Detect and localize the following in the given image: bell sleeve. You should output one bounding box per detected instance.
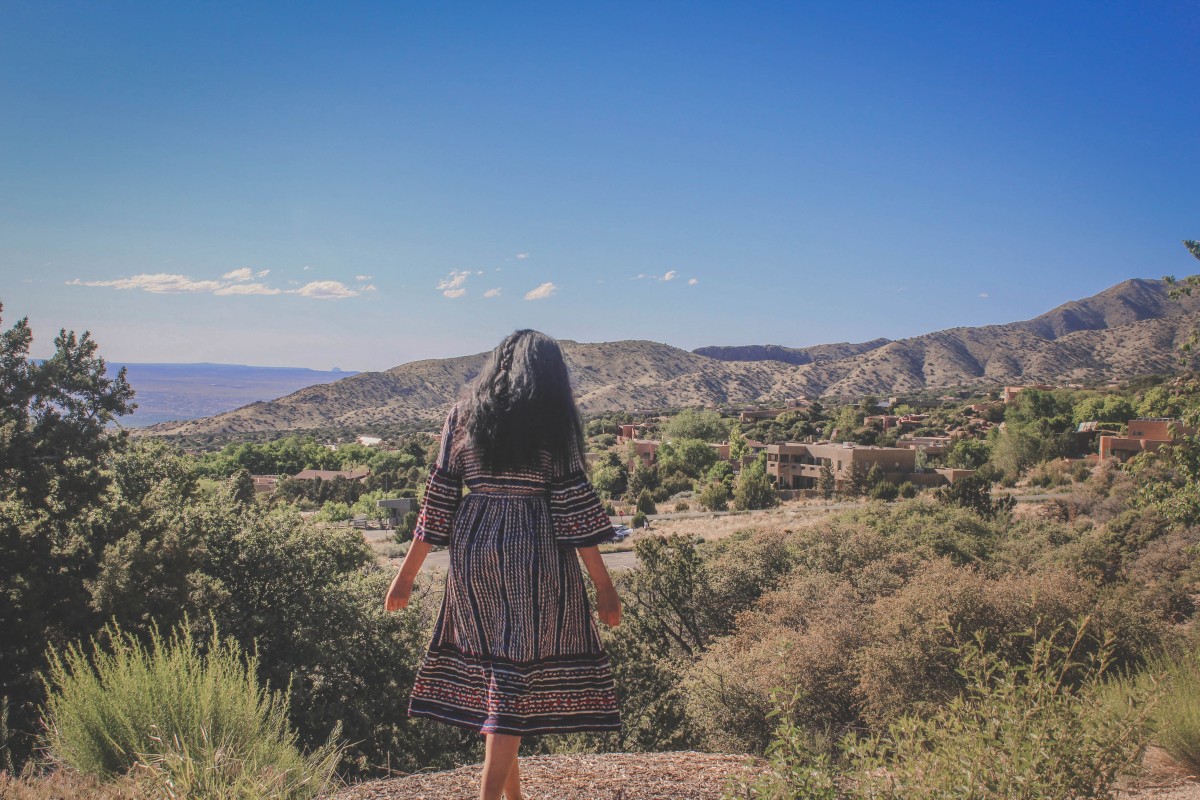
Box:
[549,435,614,549]
[412,407,462,547]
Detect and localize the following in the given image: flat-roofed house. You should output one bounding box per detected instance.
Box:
[1099,418,1195,462]
[765,441,971,491]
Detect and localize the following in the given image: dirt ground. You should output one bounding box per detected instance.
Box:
[331,749,1200,800]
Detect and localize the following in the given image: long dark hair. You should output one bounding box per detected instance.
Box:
[461,330,585,472]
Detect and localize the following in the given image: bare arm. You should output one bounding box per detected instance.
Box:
[577,545,621,627]
[385,539,432,612]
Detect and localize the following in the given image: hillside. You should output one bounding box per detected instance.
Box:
[146,278,1200,436]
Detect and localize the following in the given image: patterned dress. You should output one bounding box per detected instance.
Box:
[407,406,621,735]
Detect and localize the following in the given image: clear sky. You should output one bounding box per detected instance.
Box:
[2,1,1198,370]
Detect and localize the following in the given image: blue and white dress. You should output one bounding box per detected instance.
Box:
[407,406,621,735]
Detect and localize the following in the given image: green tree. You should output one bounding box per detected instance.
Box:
[0,309,135,766]
[636,489,658,516]
[626,461,659,500]
[1072,394,1136,426]
[656,437,720,479]
[729,424,749,463]
[935,473,1015,520]
[698,481,730,511]
[734,454,779,510]
[663,408,729,443]
[228,468,257,506]
[945,438,991,470]
[818,463,836,500]
[844,461,872,497]
[590,461,628,498]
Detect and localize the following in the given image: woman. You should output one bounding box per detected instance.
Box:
[385,330,621,800]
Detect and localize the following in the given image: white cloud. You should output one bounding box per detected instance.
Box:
[634,270,681,282]
[289,281,360,300]
[222,267,255,282]
[688,278,698,285]
[302,265,313,271]
[437,270,471,298]
[67,273,224,294]
[256,269,270,278]
[355,274,372,281]
[524,282,556,301]
[483,288,502,298]
[515,253,529,260]
[979,292,989,298]
[215,282,282,296]
[359,283,378,292]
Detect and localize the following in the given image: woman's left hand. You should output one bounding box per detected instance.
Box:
[595,584,621,627]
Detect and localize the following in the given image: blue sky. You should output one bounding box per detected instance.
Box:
[2,1,1198,370]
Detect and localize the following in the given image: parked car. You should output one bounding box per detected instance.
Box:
[607,524,632,543]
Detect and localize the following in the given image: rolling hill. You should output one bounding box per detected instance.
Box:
[146,278,1200,436]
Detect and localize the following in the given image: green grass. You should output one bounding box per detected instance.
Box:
[42,623,341,799]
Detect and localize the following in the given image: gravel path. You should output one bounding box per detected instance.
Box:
[332,752,765,800]
[331,750,1200,800]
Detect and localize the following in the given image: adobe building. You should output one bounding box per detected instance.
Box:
[625,440,659,471]
[617,423,652,444]
[765,441,968,491]
[1002,384,1053,403]
[738,402,809,423]
[1099,418,1195,462]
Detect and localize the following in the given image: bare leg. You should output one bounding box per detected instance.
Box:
[504,751,522,800]
[480,733,521,800]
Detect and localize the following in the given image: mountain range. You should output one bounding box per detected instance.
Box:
[146,278,1199,436]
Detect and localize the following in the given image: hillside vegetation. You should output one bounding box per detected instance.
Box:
[147,278,1200,436]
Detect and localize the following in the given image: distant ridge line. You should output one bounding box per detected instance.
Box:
[145,277,1200,437]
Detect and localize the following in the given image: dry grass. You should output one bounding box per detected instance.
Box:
[0,768,148,799]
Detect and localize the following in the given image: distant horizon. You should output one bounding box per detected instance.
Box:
[5,2,1197,370]
[72,273,1178,372]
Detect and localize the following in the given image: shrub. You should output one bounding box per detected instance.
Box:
[632,511,647,529]
[636,490,658,516]
[847,625,1156,800]
[897,481,917,499]
[735,624,1157,800]
[43,623,340,799]
[1146,643,1200,773]
[869,481,898,501]
[674,501,690,512]
[392,510,418,542]
[698,482,729,511]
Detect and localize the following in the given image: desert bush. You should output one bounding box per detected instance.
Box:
[847,626,1155,800]
[1143,642,1200,772]
[43,623,340,799]
[868,481,898,501]
[674,501,690,512]
[686,573,869,752]
[897,481,917,499]
[734,625,1157,800]
[1027,460,1072,489]
[698,481,729,511]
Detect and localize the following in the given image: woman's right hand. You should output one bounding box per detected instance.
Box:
[385,570,414,612]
